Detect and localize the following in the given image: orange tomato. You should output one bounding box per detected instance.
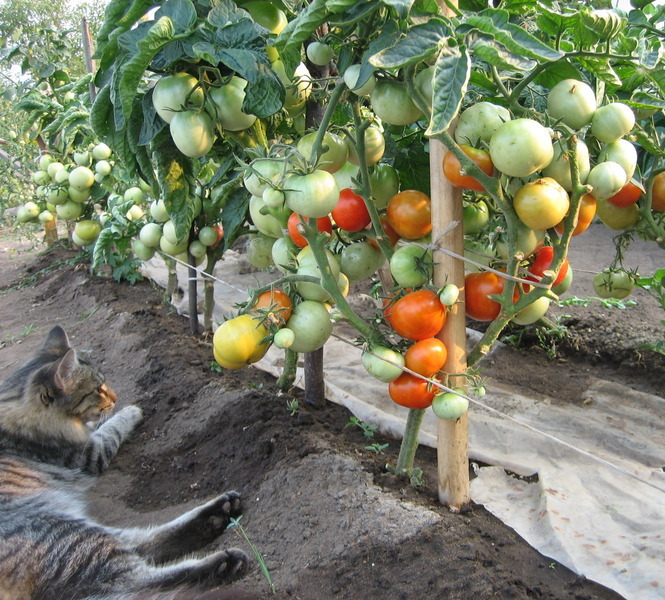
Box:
[404,338,448,377]
[386,190,432,240]
[442,145,494,191]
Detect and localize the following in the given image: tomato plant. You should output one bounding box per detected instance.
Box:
[555,193,596,236]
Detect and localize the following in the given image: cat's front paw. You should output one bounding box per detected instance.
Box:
[208,548,248,583]
[195,491,243,541]
[118,405,143,426]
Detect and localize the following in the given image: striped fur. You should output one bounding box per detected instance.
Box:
[0,327,247,599]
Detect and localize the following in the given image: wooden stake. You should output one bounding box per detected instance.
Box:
[81,18,97,101]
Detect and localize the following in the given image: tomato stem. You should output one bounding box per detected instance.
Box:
[394,408,426,477]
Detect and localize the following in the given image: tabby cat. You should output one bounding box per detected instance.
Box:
[0,326,247,600]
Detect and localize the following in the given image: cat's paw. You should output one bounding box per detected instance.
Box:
[118,405,143,426]
[208,548,248,583]
[196,491,243,538]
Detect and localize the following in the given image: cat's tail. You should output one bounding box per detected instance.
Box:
[90,588,264,600]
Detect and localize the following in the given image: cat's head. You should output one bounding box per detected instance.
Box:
[26,326,117,425]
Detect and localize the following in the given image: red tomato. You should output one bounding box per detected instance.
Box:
[554,193,596,237]
[332,188,371,232]
[651,172,665,212]
[252,288,293,326]
[442,145,494,191]
[607,179,644,208]
[287,212,332,248]
[389,290,447,340]
[404,338,447,377]
[528,246,569,288]
[465,271,509,322]
[389,372,436,409]
[386,190,432,240]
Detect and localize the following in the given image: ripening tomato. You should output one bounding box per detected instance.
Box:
[465,271,513,322]
[554,193,596,236]
[332,188,371,231]
[252,288,293,326]
[513,177,570,231]
[528,246,569,288]
[404,338,448,377]
[389,290,447,340]
[607,179,644,208]
[442,145,494,191]
[386,190,432,240]
[389,372,436,409]
[650,172,665,212]
[213,314,270,369]
[287,212,332,247]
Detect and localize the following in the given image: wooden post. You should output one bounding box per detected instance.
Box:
[81,18,97,101]
[432,0,470,511]
[44,219,58,246]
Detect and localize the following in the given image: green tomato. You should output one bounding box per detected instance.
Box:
[306,41,334,66]
[455,102,511,146]
[345,126,385,168]
[69,166,95,190]
[369,164,399,210]
[283,170,340,218]
[126,205,144,221]
[390,245,432,288]
[489,118,554,178]
[332,161,360,192]
[74,219,101,243]
[431,391,469,420]
[587,161,627,201]
[95,160,112,177]
[512,296,551,325]
[33,170,51,186]
[91,142,112,160]
[370,81,422,126]
[46,161,65,179]
[244,159,283,197]
[68,186,91,203]
[139,222,163,248]
[495,223,545,260]
[188,240,208,259]
[541,139,590,192]
[249,194,290,238]
[243,0,287,34]
[124,186,144,205]
[552,265,573,296]
[463,200,490,235]
[150,199,169,222]
[285,300,333,353]
[272,60,312,110]
[246,234,276,269]
[54,168,70,184]
[296,248,341,302]
[439,283,459,307]
[546,79,596,130]
[133,239,156,261]
[598,139,637,181]
[38,210,54,223]
[343,64,376,96]
[207,76,256,132]
[340,241,386,282]
[271,236,299,274]
[152,72,204,124]
[38,154,54,171]
[593,269,634,299]
[47,186,69,206]
[263,187,285,208]
[273,327,295,349]
[73,151,91,167]
[198,226,219,247]
[361,346,405,383]
[56,200,84,220]
[591,102,635,143]
[159,235,188,256]
[296,131,348,174]
[169,110,215,158]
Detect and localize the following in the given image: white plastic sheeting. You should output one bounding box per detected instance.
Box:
[143,250,665,600]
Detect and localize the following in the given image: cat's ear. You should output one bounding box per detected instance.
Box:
[52,349,78,394]
[41,325,71,355]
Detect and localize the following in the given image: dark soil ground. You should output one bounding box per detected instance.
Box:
[1,224,663,600]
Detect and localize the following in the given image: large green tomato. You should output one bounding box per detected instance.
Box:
[546,79,596,130]
[271,236,299,273]
[489,118,554,178]
[593,269,634,299]
[591,102,635,143]
[285,300,333,353]
[306,41,334,66]
[389,245,432,288]
[595,197,639,230]
[283,170,339,218]
[169,110,215,158]
[296,248,341,301]
[56,200,84,220]
[463,200,490,234]
[246,234,276,269]
[332,161,360,192]
[597,139,637,181]
[513,177,570,231]
[150,199,169,222]
[139,223,163,248]
[47,186,69,206]
[431,391,469,420]
[296,131,348,174]
[369,164,399,210]
[513,296,551,325]
[133,239,156,261]
[340,241,385,282]
[361,346,405,383]
[92,143,112,160]
[243,1,287,34]
[152,72,204,123]
[207,77,256,131]
[345,126,385,167]
[272,60,312,111]
[249,195,290,238]
[541,139,590,192]
[587,161,627,201]
[455,102,511,145]
[370,81,422,126]
[69,166,95,190]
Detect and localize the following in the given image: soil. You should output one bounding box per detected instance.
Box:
[0,223,663,600]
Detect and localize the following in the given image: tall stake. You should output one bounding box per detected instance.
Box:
[80,18,97,101]
[432,0,470,511]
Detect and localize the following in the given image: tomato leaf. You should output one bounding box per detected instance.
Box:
[153,130,197,243]
[468,33,536,71]
[426,45,470,138]
[155,0,198,32]
[380,0,415,20]
[369,18,451,69]
[275,0,328,55]
[221,186,251,252]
